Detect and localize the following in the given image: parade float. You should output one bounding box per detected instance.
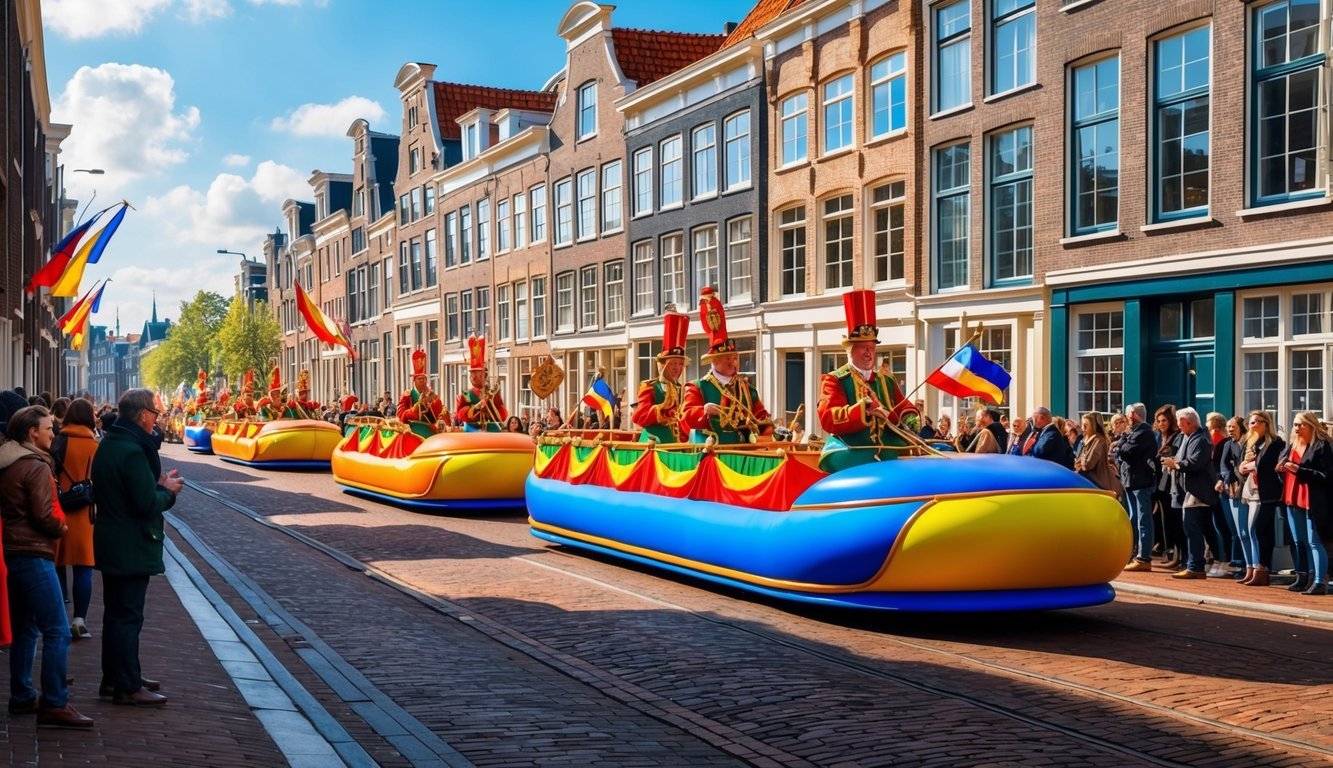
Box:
[183,371,227,454]
[526,289,1131,612]
[211,368,341,469]
[330,339,540,510]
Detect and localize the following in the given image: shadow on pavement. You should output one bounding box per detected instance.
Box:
[279,522,534,561]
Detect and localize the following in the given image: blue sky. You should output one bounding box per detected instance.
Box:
[43,0,756,336]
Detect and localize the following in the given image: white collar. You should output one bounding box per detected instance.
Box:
[849,363,873,379]
[710,368,732,386]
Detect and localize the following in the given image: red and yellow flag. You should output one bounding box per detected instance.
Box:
[58,280,106,351]
[295,281,355,359]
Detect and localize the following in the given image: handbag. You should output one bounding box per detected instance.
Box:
[57,477,94,512]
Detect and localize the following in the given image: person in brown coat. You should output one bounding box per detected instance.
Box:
[54,399,99,639]
[1075,412,1123,499]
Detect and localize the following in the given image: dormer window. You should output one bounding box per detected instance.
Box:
[464,123,479,160]
[408,105,418,130]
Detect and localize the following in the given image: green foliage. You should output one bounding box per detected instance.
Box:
[217,296,281,384]
[138,290,228,391]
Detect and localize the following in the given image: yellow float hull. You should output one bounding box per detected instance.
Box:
[332,428,533,508]
[211,419,341,467]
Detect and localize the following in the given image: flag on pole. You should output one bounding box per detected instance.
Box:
[58,280,107,351]
[581,371,617,419]
[294,281,356,359]
[26,207,111,294]
[51,202,131,298]
[924,344,1012,405]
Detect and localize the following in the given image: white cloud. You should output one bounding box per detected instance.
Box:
[43,0,175,40]
[179,0,231,22]
[270,97,386,138]
[53,64,200,198]
[141,160,308,247]
[222,154,252,167]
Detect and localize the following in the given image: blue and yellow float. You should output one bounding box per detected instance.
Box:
[183,416,218,454]
[331,417,533,509]
[210,418,342,469]
[526,436,1132,612]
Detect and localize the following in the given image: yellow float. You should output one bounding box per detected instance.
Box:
[210,418,342,468]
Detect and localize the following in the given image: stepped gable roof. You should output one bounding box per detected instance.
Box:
[610,28,727,87]
[432,82,557,141]
[722,0,811,48]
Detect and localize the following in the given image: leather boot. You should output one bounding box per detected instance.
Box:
[1288,572,1311,592]
[1302,581,1328,595]
[1244,566,1269,587]
[1239,567,1256,584]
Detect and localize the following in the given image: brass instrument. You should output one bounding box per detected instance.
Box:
[714,375,771,444]
[658,377,686,441]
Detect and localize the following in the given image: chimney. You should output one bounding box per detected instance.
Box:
[723,21,738,35]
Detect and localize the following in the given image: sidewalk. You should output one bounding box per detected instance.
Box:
[1113,559,1333,623]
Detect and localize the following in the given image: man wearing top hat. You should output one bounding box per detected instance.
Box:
[632,307,689,443]
[286,369,320,419]
[256,366,289,421]
[455,334,508,432]
[232,370,258,419]
[817,289,920,471]
[398,350,444,438]
[682,287,773,445]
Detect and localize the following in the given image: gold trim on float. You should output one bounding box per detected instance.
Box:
[789,486,1115,512]
[529,518,890,593]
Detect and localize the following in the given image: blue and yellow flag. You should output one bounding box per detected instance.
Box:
[581,373,618,419]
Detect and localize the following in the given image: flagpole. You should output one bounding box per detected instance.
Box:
[899,324,984,406]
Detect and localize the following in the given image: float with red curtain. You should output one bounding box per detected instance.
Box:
[527,435,1132,612]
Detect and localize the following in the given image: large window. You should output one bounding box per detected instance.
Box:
[823,74,854,154]
[991,0,1035,95]
[476,197,490,261]
[602,160,622,232]
[935,0,971,112]
[580,266,598,329]
[780,93,808,166]
[460,205,472,264]
[660,233,685,310]
[605,260,625,326]
[496,198,511,252]
[780,207,807,296]
[444,211,458,269]
[577,81,597,140]
[556,272,574,332]
[724,111,751,190]
[576,169,596,241]
[461,290,474,339]
[554,177,573,246]
[1252,0,1322,204]
[727,216,752,303]
[693,225,719,296]
[398,241,409,295]
[1290,348,1324,414]
[515,281,529,341]
[660,136,683,207]
[990,126,1033,282]
[1071,56,1120,234]
[692,123,717,198]
[934,144,970,290]
[1243,350,1279,415]
[530,184,547,243]
[424,229,438,287]
[532,276,547,339]
[1239,288,1333,426]
[513,192,527,249]
[475,287,489,341]
[823,195,854,290]
[497,284,511,340]
[446,294,460,340]
[870,180,905,283]
[633,147,653,216]
[1074,309,1125,416]
[632,241,654,315]
[870,52,907,139]
[1155,26,1211,220]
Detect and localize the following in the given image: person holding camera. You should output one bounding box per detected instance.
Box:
[53,399,99,640]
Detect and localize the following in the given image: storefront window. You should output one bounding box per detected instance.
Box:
[1075,310,1124,416]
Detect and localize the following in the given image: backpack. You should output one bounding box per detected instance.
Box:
[51,433,94,513]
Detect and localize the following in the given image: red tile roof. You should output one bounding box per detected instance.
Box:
[431,82,557,141]
[610,28,727,88]
[722,0,811,49]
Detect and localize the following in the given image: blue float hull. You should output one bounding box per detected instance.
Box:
[184,425,213,454]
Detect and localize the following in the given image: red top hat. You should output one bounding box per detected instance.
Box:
[467,334,486,372]
[411,349,428,378]
[196,370,208,388]
[657,307,690,362]
[840,289,880,347]
[340,394,358,411]
[267,366,282,393]
[699,287,736,363]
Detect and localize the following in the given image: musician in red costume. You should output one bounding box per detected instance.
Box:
[256,366,289,420]
[454,334,508,432]
[286,369,321,419]
[232,370,258,419]
[632,308,689,443]
[682,287,772,445]
[816,289,920,471]
[398,349,444,438]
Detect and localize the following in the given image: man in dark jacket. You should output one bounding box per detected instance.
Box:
[1162,407,1218,579]
[1030,407,1075,469]
[1114,403,1159,571]
[90,388,183,707]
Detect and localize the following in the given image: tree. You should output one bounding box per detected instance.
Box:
[217,296,281,386]
[139,291,228,391]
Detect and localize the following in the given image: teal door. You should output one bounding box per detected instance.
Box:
[1189,351,1215,415]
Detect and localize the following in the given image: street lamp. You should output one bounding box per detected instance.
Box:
[72,168,105,175]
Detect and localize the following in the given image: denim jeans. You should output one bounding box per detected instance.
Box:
[1247,501,1279,570]
[1228,496,1255,567]
[1182,505,1211,573]
[1287,505,1329,583]
[71,565,93,620]
[7,556,70,708]
[1286,505,1313,574]
[1126,487,1155,562]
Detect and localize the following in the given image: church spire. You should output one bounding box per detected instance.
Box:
[151,292,159,324]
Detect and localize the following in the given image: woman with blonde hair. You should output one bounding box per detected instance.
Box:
[1237,411,1285,586]
[1216,415,1249,579]
[1075,412,1122,498]
[1275,411,1331,594]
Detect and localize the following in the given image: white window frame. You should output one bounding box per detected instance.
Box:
[822,73,855,155]
[601,160,623,233]
[660,135,683,209]
[724,111,752,191]
[780,93,809,167]
[692,123,718,200]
